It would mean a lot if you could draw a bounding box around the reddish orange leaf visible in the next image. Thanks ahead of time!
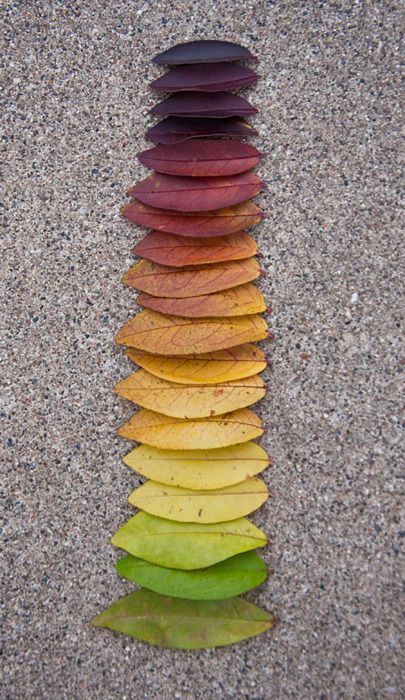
[116,310,269,355]
[122,200,263,237]
[118,407,264,449]
[123,258,260,298]
[133,231,257,267]
[138,284,265,318]
[126,344,267,384]
[128,172,262,213]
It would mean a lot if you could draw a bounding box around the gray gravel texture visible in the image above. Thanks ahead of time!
[1,1,403,698]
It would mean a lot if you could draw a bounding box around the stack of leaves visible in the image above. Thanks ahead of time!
[92,39,275,649]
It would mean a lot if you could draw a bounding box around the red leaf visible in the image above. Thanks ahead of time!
[151,92,257,118]
[132,231,257,267]
[151,64,260,92]
[138,140,262,177]
[146,117,257,144]
[128,172,262,212]
[122,200,264,237]
[153,40,256,65]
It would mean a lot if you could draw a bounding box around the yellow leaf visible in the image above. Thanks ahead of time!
[116,310,268,355]
[123,442,270,490]
[127,344,267,385]
[118,408,263,449]
[128,477,269,523]
[114,369,265,418]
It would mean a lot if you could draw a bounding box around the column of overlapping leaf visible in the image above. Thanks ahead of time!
[93,40,274,649]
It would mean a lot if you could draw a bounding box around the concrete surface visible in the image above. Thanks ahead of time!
[1,1,403,698]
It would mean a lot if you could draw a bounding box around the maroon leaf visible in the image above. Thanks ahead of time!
[132,231,257,267]
[151,92,257,118]
[128,172,262,212]
[138,140,262,177]
[151,63,260,92]
[122,200,264,237]
[153,40,257,65]
[146,117,257,144]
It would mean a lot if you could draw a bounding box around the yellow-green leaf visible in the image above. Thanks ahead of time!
[127,343,267,384]
[118,407,263,449]
[114,369,265,418]
[111,511,267,569]
[128,477,269,523]
[92,589,274,648]
[116,310,268,355]
[123,442,270,490]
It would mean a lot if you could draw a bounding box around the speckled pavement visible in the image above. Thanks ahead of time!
[1,1,403,698]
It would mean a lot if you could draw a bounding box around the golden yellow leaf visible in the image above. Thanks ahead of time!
[127,344,267,385]
[118,408,263,449]
[114,369,265,418]
[123,442,270,490]
[128,477,269,523]
[116,310,268,355]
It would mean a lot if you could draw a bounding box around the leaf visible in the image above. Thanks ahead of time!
[115,551,267,600]
[150,64,259,92]
[146,116,257,145]
[133,231,258,267]
[128,172,262,213]
[138,140,262,178]
[116,310,268,355]
[138,283,265,318]
[153,40,257,65]
[126,343,267,384]
[123,441,270,490]
[123,258,261,298]
[117,407,263,449]
[115,369,265,418]
[92,589,274,649]
[111,511,267,569]
[151,92,257,118]
[122,200,263,237]
[129,477,269,523]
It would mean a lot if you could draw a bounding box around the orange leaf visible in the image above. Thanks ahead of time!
[138,283,265,317]
[132,231,257,267]
[122,200,263,237]
[118,408,263,449]
[126,344,267,384]
[123,258,260,298]
[116,310,268,355]
[114,369,265,418]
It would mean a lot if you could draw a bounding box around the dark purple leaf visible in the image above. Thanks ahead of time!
[146,117,257,144]
[150,64,260,92]
[153,40,257,65]
[151,91,257,118]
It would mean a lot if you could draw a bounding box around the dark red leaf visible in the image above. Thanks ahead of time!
[122,200,263,237]
[153,40,257,65]
[151,92,257,118]
[146,117,257,144]
[138,140,262,177]
[151,63,260,92]
[128,172,262,212]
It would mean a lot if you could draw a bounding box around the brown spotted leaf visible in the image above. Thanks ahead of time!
[128,172,262,212]
[114,369,265,418]
[133,231,257,267]
[138,141,262,178]
[151,92,257,118]
[126,344,267,385]
[153,40,257,65]
[123,258,260,298]
[122,200,263,237]
[138,284,265,318]
[146,117,257,145]
[118,407,264,449]
[116,310,268,355]
[150,64,259,92]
